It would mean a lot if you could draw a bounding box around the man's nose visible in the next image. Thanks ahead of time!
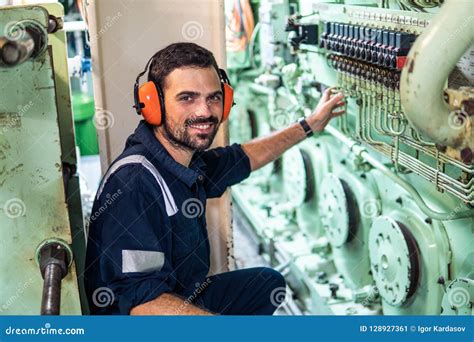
[194,98,213,117]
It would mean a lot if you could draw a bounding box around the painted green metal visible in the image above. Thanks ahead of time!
[441,278,473,315]
[0,4,83,315]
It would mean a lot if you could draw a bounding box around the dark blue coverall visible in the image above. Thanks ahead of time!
[85,121,286,315]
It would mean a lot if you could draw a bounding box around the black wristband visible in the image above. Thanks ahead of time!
[298,117,313,138]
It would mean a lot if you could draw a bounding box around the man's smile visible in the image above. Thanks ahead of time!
[188,122,215,134]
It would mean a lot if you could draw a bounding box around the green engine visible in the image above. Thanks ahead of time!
[0,4,85,315]
[226,0,473,315]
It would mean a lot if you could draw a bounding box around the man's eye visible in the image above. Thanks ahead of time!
[180,96,193,102]
[209,95,222,102]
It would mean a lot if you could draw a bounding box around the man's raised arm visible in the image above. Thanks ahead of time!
[241,90,345,172]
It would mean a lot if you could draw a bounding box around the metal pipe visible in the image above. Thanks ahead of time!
[325,125,474,220]
[400,0,474,151]
[0,20,48,67]
[41,264,63,315]
[400,136,473,173]
[0,35,35,67]
[37,241,72,315]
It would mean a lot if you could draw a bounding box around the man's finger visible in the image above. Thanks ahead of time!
[331,109,346,116]
[326,92,345,107]
[321,88,331,101]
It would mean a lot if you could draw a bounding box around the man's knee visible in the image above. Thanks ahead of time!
[255,267,287,310]
[260,267,286,288]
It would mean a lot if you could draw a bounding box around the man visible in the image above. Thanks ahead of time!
[85,42,345,315]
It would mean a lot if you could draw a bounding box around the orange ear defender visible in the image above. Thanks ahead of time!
[136,80,165,125]
[133,57,235,125]
[219,68,234,122]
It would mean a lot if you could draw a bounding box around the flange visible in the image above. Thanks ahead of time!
[369,216,420,306]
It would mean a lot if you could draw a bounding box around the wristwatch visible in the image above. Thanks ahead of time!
[298,117,313,138]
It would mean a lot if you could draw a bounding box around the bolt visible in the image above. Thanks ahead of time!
[329,283,339,298]
[316,271,328,283]
[461,148,472,164]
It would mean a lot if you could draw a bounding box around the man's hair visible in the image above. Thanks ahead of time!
[147,42,220,90]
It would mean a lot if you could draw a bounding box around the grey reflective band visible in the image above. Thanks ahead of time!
[122,249,165,273]
[96,154,178,216]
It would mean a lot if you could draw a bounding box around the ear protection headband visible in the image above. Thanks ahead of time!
[133,56,234,126]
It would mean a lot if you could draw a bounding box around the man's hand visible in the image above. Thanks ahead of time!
[306,88,346,132]
[241,88,346,172]
[130,293,214,315]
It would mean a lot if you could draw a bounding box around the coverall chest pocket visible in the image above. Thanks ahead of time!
[171,213,202,265]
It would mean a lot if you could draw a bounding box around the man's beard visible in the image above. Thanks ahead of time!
[162,115,219,152]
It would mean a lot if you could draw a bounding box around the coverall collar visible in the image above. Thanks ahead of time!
[133,120,206,187]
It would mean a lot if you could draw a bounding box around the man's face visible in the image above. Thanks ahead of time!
[159,66,223,152]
